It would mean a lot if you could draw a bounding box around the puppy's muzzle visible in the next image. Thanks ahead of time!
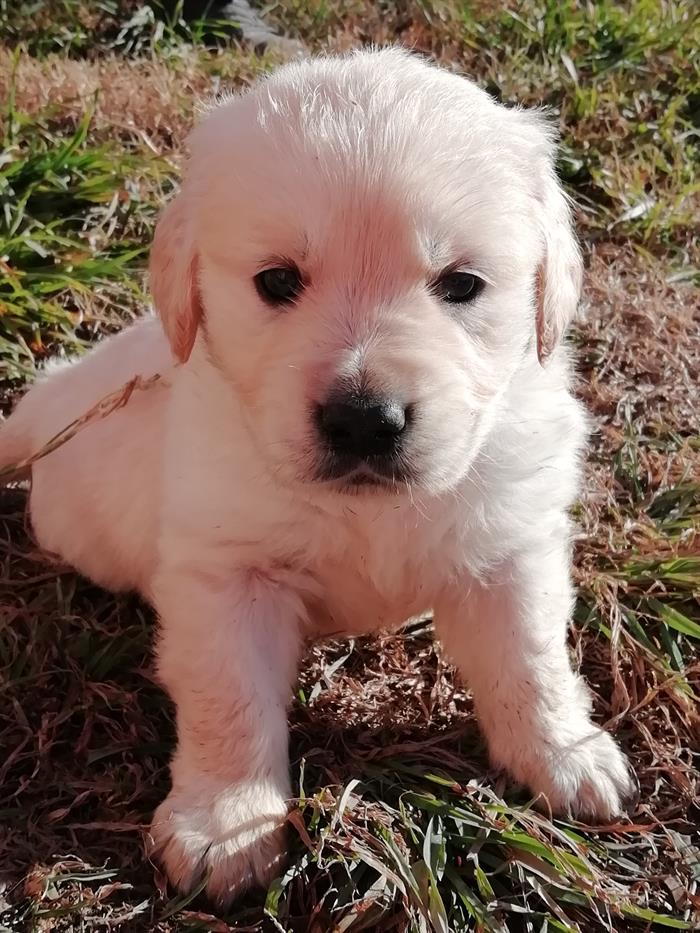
[315,391,410,483]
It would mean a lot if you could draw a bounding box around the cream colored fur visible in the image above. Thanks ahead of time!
[0,48,633,906]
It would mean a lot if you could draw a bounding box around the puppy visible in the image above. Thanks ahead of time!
[0,48,634,905]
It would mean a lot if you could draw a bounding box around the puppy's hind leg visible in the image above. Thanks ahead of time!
[434,540,635,820]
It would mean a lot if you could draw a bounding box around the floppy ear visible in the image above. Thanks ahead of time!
[149,192,203,363]
[535,162,583,365]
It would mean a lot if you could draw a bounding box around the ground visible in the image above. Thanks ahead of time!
[0,2,698,931]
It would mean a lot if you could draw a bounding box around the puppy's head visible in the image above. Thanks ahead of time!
[150,48,581,496]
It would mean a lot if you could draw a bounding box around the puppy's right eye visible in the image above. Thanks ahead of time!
[432,271,484,304]
[254,266,303,306]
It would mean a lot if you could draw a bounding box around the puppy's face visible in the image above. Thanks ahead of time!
[151,50,581,496]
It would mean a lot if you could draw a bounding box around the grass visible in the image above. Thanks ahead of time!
[0,99,161,377]
[0,1,698,931]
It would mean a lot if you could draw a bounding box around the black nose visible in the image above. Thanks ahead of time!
[318,395,407,460]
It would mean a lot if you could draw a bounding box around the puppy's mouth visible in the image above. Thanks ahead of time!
[314,457,411,494]
[323,472,400,494]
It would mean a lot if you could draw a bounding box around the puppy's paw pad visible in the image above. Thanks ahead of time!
[150,784,288,907]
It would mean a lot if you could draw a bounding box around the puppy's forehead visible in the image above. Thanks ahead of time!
[195,52,514,177]
[191,51,544,276]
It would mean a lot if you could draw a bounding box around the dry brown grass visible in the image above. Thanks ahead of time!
[0,47,272,152]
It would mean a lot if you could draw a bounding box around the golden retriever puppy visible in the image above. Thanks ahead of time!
[0,48,634,905]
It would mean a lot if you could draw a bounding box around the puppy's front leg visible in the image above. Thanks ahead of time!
[435,542,634,820]
[149,569,303,906]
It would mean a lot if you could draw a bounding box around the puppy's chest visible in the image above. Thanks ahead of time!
[304,524,441,637]
[307,558,431,637]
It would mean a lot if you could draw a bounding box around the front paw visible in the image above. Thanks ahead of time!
[517,726,636,821]
[150,778,289,907]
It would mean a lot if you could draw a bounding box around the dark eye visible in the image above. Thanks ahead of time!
[433,271,484,304]
[254,266,303,306]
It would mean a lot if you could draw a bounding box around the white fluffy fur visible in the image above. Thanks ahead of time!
[1,48,633,905]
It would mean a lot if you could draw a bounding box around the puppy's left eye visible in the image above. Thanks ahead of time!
[433,271,484,304]
[254,266,303,306]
